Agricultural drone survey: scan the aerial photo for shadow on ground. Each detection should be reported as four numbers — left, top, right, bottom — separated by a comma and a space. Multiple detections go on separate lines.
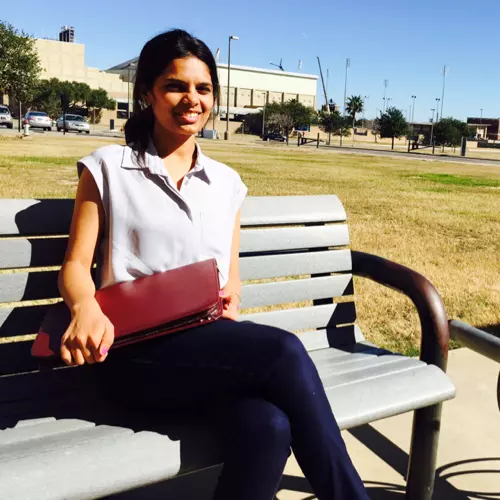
106, 423, 500, 499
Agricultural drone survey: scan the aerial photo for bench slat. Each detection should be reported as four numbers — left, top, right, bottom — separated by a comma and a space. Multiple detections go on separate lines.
0, 341, 39, 375
0, 428, 181, 500
0, 196, 345, 237
240, 225, 349, 254
0, 271, 60, 303
0, 305, 50, 338
0, 419, 96, 446
240, 302, 356, 332
241, 195, 346, 225
240, 249, 351, 281
329, 364, 456, 430
0, 199, 74, 236
0, 238, 68, 270
241, 275, 353, 308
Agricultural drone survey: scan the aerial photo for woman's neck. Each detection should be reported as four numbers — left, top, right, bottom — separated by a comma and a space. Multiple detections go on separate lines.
152, 123, 197, 164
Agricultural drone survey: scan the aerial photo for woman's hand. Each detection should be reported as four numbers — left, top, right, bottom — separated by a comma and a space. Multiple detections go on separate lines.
60, 298, 114, 366
220, 290, 241, 321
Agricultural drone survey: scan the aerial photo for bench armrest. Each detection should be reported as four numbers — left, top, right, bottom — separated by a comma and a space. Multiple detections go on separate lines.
351, 251, 449, 372
449, 320, 500, 364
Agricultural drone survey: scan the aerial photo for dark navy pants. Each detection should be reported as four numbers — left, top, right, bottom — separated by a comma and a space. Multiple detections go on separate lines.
104, 319, 369, 500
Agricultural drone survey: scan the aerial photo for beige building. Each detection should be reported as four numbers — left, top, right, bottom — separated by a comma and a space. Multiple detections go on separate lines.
26, 36, 318, 130
34, 39, 129, 126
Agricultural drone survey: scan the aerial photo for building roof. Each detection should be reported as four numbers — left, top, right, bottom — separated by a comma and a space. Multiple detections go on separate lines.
106, 60, 318, 81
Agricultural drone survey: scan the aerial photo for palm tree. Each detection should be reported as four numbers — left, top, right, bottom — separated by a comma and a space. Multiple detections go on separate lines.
345, 95, 364, 130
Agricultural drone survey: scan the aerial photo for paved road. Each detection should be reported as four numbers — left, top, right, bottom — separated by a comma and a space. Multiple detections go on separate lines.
0, 127, 123, 140
313, 144, 500, 167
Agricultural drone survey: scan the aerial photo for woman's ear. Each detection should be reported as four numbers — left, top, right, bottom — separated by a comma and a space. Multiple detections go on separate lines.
144, 90, 154, 106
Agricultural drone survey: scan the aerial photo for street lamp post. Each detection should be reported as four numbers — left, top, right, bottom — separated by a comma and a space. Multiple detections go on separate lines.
225, 35, 239, 141
261, 91, 266, 137
125, 62, 136, 120
410, 95, 416, 146
435, 98, 441, 122
363, 95, 369, 129
430, 108, 435, 146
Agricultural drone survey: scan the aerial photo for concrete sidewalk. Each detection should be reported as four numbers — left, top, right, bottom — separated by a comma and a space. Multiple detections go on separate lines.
280, 347, 500, 499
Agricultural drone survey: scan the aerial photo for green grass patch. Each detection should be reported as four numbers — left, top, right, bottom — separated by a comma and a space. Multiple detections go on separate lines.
0, 156, 79, 166
417, 173, 500, 188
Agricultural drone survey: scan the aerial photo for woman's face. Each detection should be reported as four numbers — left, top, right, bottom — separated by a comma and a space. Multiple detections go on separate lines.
146, 57, 214, 137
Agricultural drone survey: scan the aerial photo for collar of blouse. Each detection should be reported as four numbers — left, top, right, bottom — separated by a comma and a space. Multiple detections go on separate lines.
120, 140, 212, 185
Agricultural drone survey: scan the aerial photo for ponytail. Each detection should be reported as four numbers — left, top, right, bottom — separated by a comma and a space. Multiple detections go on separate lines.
124, 106, 154, 168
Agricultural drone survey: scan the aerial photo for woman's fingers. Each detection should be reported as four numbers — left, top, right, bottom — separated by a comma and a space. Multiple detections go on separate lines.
96, 321, 114, 362
60, 342, 73, 365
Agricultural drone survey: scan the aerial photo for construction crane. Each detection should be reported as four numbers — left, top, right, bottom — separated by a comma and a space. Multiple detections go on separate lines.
317, 56, 329, 113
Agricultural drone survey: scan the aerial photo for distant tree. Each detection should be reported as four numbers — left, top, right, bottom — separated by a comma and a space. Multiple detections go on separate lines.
345, 95, 364, 129
86, 88, 116, 124
0, 21, 41, 103
29, 78, 62, 118
29, 79, 115, 122
378, 107, 409, 149
433, 118, 474, 147
371, 117, 381, 143
319, 110, 350, 144
284, 99, 317, 129
268, 111, 294, 138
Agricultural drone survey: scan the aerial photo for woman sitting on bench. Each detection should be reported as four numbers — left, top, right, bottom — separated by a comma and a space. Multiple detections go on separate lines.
57, 29, 369, 500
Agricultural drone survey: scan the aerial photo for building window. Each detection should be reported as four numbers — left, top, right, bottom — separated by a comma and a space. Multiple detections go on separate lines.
117, 102, 129, 119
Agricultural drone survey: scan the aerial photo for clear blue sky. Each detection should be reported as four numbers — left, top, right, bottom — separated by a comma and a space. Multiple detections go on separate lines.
3, 0, 498, 121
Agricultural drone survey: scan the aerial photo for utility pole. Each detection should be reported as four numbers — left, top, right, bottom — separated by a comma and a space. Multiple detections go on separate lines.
382, 79, 388, 112
440, 65, 448, 121
341, 58, 350, 147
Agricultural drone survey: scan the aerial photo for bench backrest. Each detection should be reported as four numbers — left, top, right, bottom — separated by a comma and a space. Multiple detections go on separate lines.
0, 195, 357, 376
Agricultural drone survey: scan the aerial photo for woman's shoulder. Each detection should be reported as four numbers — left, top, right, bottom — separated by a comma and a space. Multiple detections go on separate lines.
200, 150, 244, 185
83, 144, 128, 165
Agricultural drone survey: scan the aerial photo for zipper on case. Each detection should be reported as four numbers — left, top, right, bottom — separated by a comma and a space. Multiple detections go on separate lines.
115, 302, 222, 346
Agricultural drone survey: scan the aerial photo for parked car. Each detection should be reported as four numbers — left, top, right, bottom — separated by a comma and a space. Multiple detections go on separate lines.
56, 114, 90, 134
262, 132, 287, 142
0, 105, 13, 129
23, 111, 52, 131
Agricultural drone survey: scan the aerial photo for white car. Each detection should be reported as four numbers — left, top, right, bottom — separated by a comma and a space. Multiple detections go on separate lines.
56, 114, 90, 134
24, 111, 52, 131
0, 105, 13, 128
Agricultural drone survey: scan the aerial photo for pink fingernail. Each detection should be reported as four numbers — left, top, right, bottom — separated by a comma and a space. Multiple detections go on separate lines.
101, 348, 108, 355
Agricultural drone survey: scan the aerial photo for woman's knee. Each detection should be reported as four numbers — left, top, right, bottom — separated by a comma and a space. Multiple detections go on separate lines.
271, 328, 309, 365
229, 399, 292, 448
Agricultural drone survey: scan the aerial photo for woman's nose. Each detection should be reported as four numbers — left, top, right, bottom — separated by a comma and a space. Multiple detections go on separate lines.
183, 87, 200, 106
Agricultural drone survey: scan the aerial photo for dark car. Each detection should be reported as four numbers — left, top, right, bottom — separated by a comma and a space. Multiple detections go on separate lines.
262, 132, 287, 142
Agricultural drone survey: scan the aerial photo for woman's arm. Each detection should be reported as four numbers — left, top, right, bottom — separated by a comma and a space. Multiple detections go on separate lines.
221, 209, 243, 319
58, 167, 114, 365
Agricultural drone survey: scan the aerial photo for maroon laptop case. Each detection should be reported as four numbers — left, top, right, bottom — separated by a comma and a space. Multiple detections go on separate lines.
32, 258, 223, 359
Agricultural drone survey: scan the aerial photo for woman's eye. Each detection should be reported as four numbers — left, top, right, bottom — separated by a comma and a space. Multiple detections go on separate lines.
165, 84, 183, 91
198, 87, 212, 94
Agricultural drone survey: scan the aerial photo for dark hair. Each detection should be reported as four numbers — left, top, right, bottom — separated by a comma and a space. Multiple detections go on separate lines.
124, 29, 219, 162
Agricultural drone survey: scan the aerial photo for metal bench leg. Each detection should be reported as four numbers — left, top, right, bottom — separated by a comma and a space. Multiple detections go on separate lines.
405, 402, 443, 500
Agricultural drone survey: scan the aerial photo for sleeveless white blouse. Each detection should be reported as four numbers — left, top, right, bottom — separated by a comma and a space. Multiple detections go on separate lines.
77, 141, 248, 289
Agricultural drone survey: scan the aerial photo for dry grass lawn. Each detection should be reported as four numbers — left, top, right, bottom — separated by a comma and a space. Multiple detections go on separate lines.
1, 134, 499, 354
